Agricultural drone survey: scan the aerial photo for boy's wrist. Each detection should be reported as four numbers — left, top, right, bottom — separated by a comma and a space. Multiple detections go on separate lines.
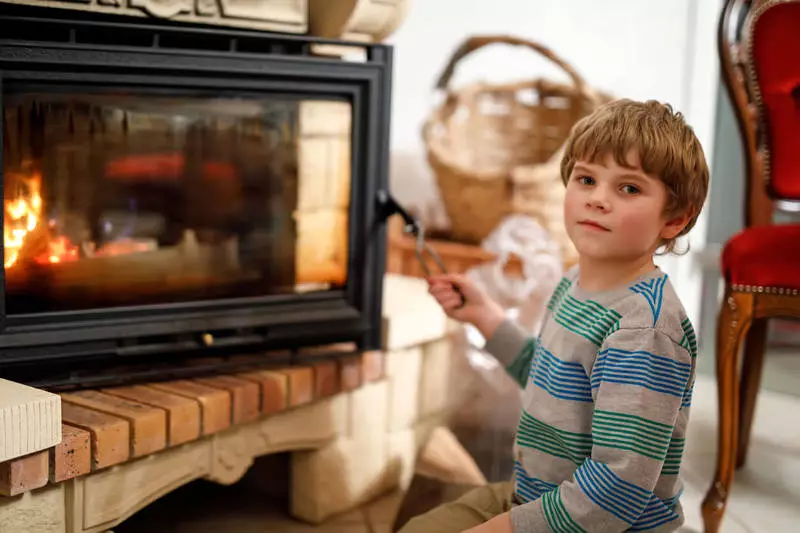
472, 306, 505, 341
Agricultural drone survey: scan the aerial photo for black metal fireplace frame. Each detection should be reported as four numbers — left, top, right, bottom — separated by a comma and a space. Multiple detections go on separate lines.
0, 5, 393, 388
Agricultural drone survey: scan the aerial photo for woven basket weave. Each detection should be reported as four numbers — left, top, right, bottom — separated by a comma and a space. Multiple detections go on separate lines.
422, 35, 611, 262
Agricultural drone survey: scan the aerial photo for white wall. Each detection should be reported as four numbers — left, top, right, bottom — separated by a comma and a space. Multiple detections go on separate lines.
385, 0, 722, 328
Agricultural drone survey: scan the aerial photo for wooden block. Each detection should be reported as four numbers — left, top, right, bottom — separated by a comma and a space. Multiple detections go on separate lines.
50, 424, 91, 483
102, 385, 201, 447
362, 350, 385, 382
339, 355, 363, 391
0, 450, 49, 496
313, 361, 340, 398
0, 379, 62, 463
237, 371, 288, 415
61, 403, 130, 469
282, 367, 314, 407
61, 390, 167, 458
148, 381, 231, 436
195, 376, 260, 424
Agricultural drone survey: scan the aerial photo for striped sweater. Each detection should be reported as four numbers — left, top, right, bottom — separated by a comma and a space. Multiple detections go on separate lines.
485, 266, 696, 532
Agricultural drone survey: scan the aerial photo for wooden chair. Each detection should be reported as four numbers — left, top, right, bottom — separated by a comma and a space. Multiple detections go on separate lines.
703, 1, 800, 532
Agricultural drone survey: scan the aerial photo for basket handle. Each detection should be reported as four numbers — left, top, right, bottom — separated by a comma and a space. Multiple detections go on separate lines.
434, 35, 589, 95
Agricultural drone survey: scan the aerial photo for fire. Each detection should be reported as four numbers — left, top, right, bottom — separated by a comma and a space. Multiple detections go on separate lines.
4, 170, 79, 268
37, 236, 79, 265
4, 172, 43, 268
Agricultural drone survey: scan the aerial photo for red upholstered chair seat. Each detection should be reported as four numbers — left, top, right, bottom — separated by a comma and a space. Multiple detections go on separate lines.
721, 224, 800, 291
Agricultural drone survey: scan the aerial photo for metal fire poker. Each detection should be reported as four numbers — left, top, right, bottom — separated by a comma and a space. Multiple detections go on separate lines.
376, 190, 466, 308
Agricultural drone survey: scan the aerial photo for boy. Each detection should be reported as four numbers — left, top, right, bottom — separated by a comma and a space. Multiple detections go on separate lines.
410, 99, 709, 533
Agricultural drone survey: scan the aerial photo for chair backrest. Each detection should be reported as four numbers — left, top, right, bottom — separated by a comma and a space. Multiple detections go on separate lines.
718, 0, 800, 226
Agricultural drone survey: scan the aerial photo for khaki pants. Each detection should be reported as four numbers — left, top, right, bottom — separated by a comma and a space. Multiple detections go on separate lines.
397, 482, 515, 533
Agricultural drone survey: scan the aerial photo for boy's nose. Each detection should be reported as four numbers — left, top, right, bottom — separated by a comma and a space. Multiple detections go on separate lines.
586, 188, 611, 211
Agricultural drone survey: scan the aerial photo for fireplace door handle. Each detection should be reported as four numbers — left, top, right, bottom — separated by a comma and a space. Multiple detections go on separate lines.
375, 190, 466, 309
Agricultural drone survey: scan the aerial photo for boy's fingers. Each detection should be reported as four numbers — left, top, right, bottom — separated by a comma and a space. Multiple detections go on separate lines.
441, 295, 464, 310
429, 283, 456, 297
428, 273, 466, 287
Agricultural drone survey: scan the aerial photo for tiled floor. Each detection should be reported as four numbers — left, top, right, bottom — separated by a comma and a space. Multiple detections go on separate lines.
115, 374, 800, 532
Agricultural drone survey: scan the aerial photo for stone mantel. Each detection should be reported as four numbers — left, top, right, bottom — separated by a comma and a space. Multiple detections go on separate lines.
0, 0, 410, 42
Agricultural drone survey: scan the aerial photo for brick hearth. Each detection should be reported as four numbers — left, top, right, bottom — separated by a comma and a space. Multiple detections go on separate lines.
0, 274, 460, 533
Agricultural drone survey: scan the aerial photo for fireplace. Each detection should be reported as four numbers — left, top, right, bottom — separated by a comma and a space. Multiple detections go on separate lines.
0, 5, 393, 390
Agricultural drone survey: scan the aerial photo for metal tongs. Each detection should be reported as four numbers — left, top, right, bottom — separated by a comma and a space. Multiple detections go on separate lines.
377, 191, 466, 308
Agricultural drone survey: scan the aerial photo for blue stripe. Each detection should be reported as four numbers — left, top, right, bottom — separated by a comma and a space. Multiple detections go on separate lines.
532, 345, 593, 402
681, 381, 694, 410
591, 349, 692, 397
574, 459, 650, 524
628, 492, 682, 531
591, 356, 688, 390
630, 275, 667, 326
661, 489, 683, 509
513, 461, 558, 503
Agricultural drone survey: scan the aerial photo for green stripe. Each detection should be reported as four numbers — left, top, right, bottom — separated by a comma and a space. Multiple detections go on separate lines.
661, 438, 686, 475
517, 411, 592, 465
592, 410, 673, 461
547, 278, 573, 311
506, 339, 536, 389
542, 488, 586, 533
553, 295, 622, 346
681, 318, 698, 359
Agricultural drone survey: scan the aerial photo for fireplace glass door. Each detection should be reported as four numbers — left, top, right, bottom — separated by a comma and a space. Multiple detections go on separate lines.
2, 91, 352, 314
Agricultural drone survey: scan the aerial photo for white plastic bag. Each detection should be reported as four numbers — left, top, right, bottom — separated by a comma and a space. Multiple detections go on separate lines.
468, 214, 563, 335
453, 214, 564, 394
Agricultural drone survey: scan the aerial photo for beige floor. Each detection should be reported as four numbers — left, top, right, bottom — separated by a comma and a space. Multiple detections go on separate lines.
678, 373, 800, 533
115, 374, 800, 533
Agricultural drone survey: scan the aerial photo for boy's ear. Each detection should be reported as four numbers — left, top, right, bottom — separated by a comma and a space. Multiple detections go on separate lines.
661, 209, 693, 240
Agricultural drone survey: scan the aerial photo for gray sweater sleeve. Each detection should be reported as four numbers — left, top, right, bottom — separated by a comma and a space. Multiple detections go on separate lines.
484, 319, 534, 388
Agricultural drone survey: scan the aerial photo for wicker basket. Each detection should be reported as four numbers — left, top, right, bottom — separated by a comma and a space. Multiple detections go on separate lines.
423, 35, 611, 260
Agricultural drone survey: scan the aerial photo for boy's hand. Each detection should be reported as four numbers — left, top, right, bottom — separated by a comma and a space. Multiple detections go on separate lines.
427, 273, 506, 340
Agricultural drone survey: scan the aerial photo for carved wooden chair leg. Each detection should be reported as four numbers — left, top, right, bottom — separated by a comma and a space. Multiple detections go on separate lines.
702, 291, 753, 533
736, 318, 768, 469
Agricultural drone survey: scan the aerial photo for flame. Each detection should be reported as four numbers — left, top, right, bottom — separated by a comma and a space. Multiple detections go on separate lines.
35, 236, 79, 265
4, 172, 43, 268
4, 171, 79, 268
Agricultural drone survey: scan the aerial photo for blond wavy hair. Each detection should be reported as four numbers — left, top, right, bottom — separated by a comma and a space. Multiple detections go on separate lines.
560, 99, 709, 253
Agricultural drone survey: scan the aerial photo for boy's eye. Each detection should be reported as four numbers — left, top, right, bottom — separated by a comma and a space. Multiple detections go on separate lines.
621, 184, 640, 195
576, 175, 594, 185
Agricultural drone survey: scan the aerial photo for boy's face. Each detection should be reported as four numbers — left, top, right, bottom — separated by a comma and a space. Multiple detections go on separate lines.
563, 150, 688, 263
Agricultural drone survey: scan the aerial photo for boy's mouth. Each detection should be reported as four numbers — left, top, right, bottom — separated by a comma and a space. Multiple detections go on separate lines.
577, 220, 611, 232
